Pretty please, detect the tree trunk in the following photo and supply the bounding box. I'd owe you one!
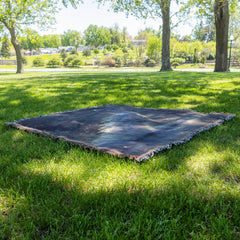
[214,0,229,72]
[9,27,24,73]
[160,0,172,71]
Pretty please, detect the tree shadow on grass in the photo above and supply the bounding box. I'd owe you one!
[0,71,240,239]
[1,71,239,169]
[1,140,240,239]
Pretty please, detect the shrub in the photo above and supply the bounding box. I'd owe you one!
[94,58,101,66]
[60,49,68,60]
[114,49,124,55]
[94,48,99,54]
[171,62,180,68]
[122,47,128,53]
[170,58,185,65]
[33,56,45,67]
[82,49,91,57]
[103,49,108,55]
[71,57,83,67]
[112,55,123,67]
[47,57,62,68]
[200,56,207,64]
[70,48,78,55]
[123,53,130,67]
[133,58,143,67]
[112,44,119,51]
[102,57,116,67]
[129,43,134,50]
[22,56,28,65]
[106,45,112,51]
[144,58,156,67]
[64,56,75,66]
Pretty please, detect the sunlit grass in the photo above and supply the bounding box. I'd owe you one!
[0,71,239,239]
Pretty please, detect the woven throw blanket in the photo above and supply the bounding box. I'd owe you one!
[5,104,235,162]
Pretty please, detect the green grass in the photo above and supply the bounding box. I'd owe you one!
[0,71,239,239]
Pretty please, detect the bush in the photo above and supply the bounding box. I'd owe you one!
[60,49,68,60]
[94,58,101,66]
[126,60,134,67]
[71,57,83,67]
[102,57,116,67]
[22,56,28,65]
[112,55,123,67]
[200,56,207,64]
[114,49,124,55]
[170,58,185,65]
[64,56,75,66]
[64,56,83,67]
[93,48,99,54]
[70,48,78,55]
[106,45,112,51]
[144,58,156,67]
[123,53,130,67]
[122,47,128,53]
[33,56,45,67]
[171,62,180,68]
[103,49,108,55]
[47,57,63,68]
[133,58,143,67]
[112,44,119,51]
[82,49,91,57]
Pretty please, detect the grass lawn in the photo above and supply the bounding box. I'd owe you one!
[0,71,239,239]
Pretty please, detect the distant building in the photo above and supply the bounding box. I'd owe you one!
[58,46,75,53]
[78,45,89,52]
[39,48,58,54]
[132,40,147,47]
[24,50,41,56]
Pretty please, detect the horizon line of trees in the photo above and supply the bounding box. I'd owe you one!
[1,21,233,53]
[0,0,239,73]
[1,26,240,67]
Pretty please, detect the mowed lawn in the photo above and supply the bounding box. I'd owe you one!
[0,71,239,239]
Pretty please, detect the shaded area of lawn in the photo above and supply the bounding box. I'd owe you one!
[0,72,240,239]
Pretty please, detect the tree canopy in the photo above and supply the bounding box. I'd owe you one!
[0,36,11,59]
[96,0,184,71]
[0,0,83,73]
[84,25,111,47]
[61,30,83,49]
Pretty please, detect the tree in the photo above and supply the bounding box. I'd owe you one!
[1,36,11,59]
[61,30,83,49]
[229,5,240,40]
[159,0,172,71]
[214,0,229,71]
[134,28,154,45]
[84,25,111,47]
[0,0,82,73]
[20,29,42,51]
[121,27,128,44]
[193,21,215,42]
[109,24,121,45]
[96,0,177,71]
[188,0,239,72]
[146,36,162,63]
[0,0,59,73]
[40,34,61,48]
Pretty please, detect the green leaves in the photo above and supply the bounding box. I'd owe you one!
[84,25,111,47]
[0,0,60,31]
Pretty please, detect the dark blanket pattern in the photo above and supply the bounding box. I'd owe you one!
[5,105,235,162]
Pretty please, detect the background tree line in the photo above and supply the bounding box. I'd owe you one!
[0,0,239,73]
[1,25,240,68]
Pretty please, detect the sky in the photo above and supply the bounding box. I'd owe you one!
[40,1,195,37]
